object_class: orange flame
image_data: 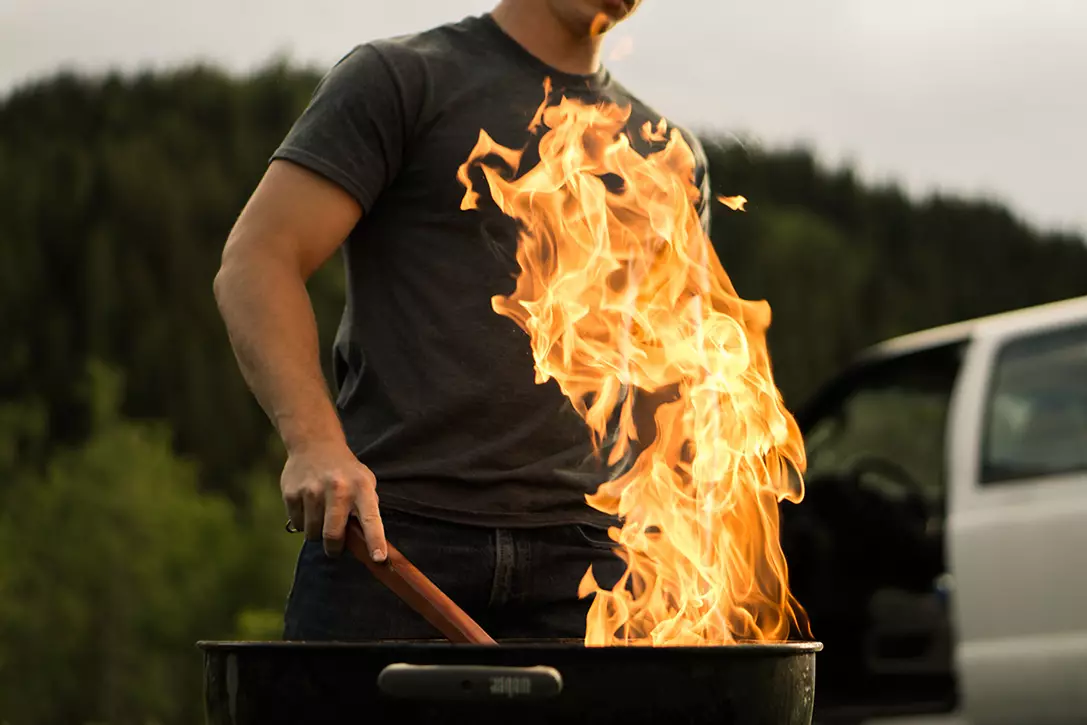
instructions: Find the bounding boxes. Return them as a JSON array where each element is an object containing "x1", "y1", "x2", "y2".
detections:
[
  {"x1": 590, "y1": 12, "x2": 610, "y2": 37},
  {"x1": 458, "y1": 88, "x2": 808, "y2": 646},
  {"x1": 717, "y1": 194, "x2": 748, "y2": 212}
]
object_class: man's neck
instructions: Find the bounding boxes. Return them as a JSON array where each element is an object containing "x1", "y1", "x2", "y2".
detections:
[{"x1": 491, "y1": 0, "x2": 604, "y2": 76}]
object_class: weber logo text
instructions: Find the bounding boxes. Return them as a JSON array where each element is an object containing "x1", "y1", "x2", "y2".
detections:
[{"x1": 489, "y1": 675, "x2": 532, "y2": 698}]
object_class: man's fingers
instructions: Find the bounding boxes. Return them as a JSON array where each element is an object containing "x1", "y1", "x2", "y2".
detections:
[
  {"x1": 322, "y1": 478, "x2": 352, "y2": 557},
  {"x1": 355, "y1": 485, "x2": 386, "y2": 563},
  {"x1": 302, "y1": 486, "x2": 324, "y2": 541}
]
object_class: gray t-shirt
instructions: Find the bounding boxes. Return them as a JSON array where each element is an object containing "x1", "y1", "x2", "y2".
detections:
[{"x1": 273, "y1": 13, "x2": 711, "y2": 529}]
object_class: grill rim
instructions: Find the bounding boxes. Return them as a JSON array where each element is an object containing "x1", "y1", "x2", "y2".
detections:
[{"x1": 196, "y1": 639, "x2": 823, "y2": 655}]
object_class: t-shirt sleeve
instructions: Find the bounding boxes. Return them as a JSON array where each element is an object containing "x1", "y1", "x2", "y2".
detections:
[
  {"x1": 679, "y1": 129, "x2": 713, "y2": 237},
  {"x1": 271, "y1": 44, "x2": 409, "y2": 213},
  {"x1": 693, "y1": 141, "x2": 713, "y2": 238}
]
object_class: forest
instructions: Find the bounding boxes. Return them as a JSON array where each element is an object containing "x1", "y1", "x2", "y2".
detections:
[{"x1": 1, "y1": 62, "x2": 1085, "y2": 724}]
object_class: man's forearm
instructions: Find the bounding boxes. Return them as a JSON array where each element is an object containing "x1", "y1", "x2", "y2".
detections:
[{"x1": 214, "y1": 257, "x2": 344, "y2": 454}]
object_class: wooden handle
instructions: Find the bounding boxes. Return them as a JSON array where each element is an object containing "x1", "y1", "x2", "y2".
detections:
[{"x1": 345, "y1": 519, "x2": 497, "y2": 645}]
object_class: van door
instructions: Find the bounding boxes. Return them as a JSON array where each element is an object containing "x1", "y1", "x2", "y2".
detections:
[
  {"x1": 784, "y1": 342, "x2": 965, "y2": 721},
  {"x1": 946, "y1": 322, "x2": 1087, "y2": 724}
]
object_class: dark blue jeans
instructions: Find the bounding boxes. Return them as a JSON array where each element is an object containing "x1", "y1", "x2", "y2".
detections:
[{"x1": 282, "y1": 508, "x2": 627, "y2": 641}]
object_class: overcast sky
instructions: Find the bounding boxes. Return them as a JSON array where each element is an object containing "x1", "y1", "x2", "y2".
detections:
[{"x1": 2, "y1": 0, "x2": 1084, "y2": 234}]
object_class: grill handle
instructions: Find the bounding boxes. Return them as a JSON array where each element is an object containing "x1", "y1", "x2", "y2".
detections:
[
  {"x1": 345, "y1": 519, "x2": 498, "y2": 645},
  {"x1": 377, "y1": 663, "x2": 563, "y2": 701}
]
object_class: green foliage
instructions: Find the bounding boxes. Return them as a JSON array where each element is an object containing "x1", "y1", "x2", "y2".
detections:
[
  {"x1": 745, "y1": 205, "x2": 872, "y2": 399},
  {"x1": 0, "y1": 363, "x2": 295, "y2": 725},
  {"x1": 0, "y1": 63, "x2": 334, "y2": 491}
]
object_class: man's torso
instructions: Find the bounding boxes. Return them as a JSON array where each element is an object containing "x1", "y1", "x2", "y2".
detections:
[{"x1": 274, "y1": 14, "x2": 710, "y2": 528}]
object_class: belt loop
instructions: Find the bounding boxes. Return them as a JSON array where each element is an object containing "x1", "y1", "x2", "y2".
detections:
[{"x1": 488, "y1": 528, "x2": 515, "y2": 607}]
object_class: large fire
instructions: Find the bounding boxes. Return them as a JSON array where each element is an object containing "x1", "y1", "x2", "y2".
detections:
[{"x1": 458, "y1": 86, "x2": 808, "y2": 646}]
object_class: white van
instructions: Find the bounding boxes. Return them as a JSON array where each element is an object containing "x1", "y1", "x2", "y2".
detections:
[{"x1": 787, "y1": 296, "x2": 1087, "y2": 725}]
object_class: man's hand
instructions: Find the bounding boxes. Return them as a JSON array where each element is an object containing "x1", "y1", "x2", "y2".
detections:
[{"x1": 281, "y1": 441, "x2": 387, "y2": 562}]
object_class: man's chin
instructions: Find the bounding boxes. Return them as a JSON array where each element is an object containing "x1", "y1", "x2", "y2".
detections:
[{"x1": 601, "y1": 0, "x2": 634, "y2": 18}]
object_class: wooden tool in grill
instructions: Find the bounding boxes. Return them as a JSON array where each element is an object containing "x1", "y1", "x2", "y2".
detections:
[{"x1": 344, "y1": 518, "x2": 498, "y2": 645}]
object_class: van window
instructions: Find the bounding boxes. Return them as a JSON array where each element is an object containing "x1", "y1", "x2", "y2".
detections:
[
  {"x1": 802, "y1": 343, "x2": 965, "y2": 509},
  {"x1": 982, "y1": 323, "x2": 1087, "y2": 484}
]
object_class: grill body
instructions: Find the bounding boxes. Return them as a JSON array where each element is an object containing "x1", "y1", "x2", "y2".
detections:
[{"x1": 199, "y1": 639, "x2": 821, "y2": 725}]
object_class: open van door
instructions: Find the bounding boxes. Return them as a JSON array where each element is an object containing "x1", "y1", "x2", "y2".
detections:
[{"x1": 785, "y1": 342, "x2": 965, "y2": 722}]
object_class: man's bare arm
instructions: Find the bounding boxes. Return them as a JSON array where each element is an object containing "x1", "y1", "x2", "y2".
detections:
[
  {"x1": 215, "y1": 160, "x2": 353, "y2": 450},
  {"x1": 214, "y1": 159, "x2": 386, "y2": 560}
]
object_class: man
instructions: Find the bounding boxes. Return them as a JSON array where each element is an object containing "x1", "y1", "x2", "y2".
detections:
[{"x1": 214, "y1": 0, "x2": 712, "y2": 640}]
